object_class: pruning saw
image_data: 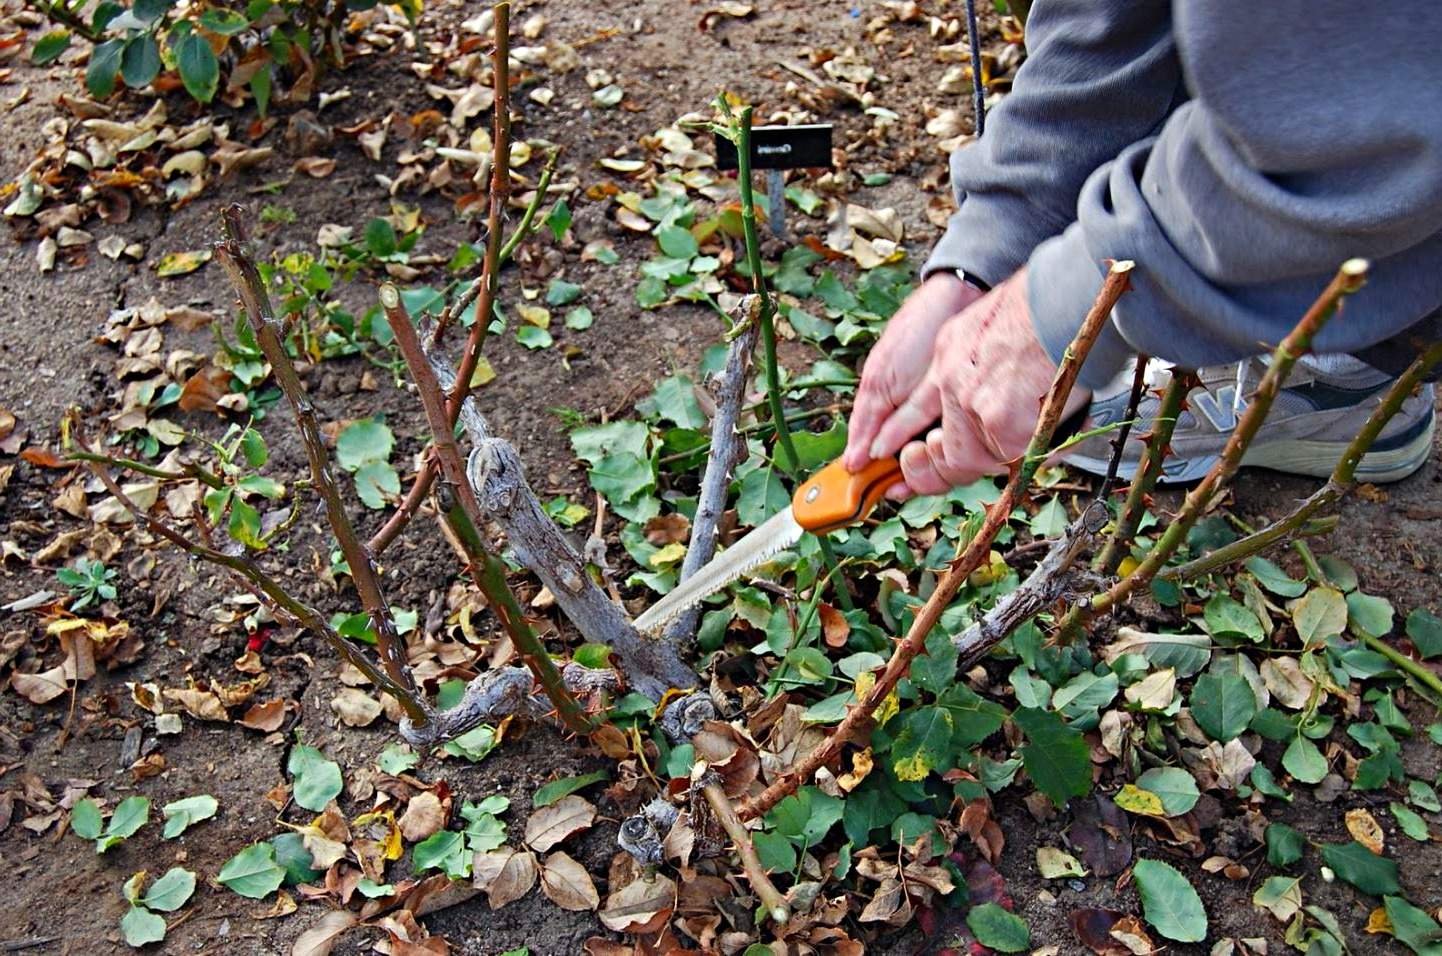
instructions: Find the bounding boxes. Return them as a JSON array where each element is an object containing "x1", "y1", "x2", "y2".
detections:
[{"x1": 631, "y1": 456, "x2": 902, "y2": 634}]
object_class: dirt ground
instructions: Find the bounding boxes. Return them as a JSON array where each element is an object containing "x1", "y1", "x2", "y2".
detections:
[{"x1": 1, "y1": 1, "x2": 1439, "y2": 954}]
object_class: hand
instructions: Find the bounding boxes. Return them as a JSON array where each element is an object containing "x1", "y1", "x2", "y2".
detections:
[
  {"x1": 866, "y1": 268, "x2": 1091, "y2": 497},
  {"x1": 843, "y1": 272, "x2": 985, "y2": 474}
]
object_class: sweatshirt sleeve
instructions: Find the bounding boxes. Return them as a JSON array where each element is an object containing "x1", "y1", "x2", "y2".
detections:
[
  {"x1": 922, "y1": 0, "x2": 1184, "y2": 287},
  {"x1": 1029, "y1": 0, "x2": 1442, "y2": 389}
]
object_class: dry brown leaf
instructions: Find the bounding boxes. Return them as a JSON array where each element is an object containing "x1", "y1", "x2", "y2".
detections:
[
  {"x1": 643, "y1": 513, "x2": 690, "y2": 546},
  {"x1": 819, "y1": 603, "x2": 850, "y2": 648},
  {"x1": 331, "y1": 688, "x2": 382, "y2": 728},
  {"x1": 241, "y1": 698, "x2": 289, "y2": 732},
  {"x1": 598, "y1": 872, "x2": 676, "y2": 934},
  {"x1": 165, "y1": 686, "x2": 230, "y2": 722},
  {"x1": 473, "y1": 846, "x2": 539, "y2": 909},
  {"x1": 540, "y1": 852, "x2": 599, "y2": 911},
  {"x1": 255, "y1": 890, "x2": 298, "y2": 919},
  {"x1": 399, "y1": 791, "x2": 446, "y2": 843},
  {"x1": 524, "y1": 795, "x2": 597, "y2": 852},
  {"x1": 1345, "y1": 808, "x2": 1384, "y2": 855},
  {"x1": 290, "y1": 909, "x2": 358, "y2": 956}
]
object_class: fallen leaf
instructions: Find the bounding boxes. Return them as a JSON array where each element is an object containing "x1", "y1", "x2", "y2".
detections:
[
  {"x1": 540, "y1": 852, "x2": 599, "y2": 911},
  {"x1": 331, "y1": 688, "x2": 382, "y2": 728},
  {"x1": 290, "y1": 909, "x2": 358, "y2": 956},
  {"x1": 1344, "y1": 808, "x2": 1384, "y2": 855},
  {"x1": 154, "y1": 250, "x2": 211, "y2": 277},
  {"x1": 473, "y1": 846, "x2": 539, "y2": 909},
  {"x1": 599, "y1": 872, "x2": 676, "y2": 934},
  {"x1": 399, "y1": 792, "x2": 446, "y2": 843},
  {"x1": 524, "y1": 795, "x2": 596, "y2": 852},
  {"x1": 241, "y1": 699, "x2": 288, "y2": 732}
]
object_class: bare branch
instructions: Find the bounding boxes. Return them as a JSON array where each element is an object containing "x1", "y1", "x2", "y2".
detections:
[
  {"x1": 215, "y1": 205, "x2": 424, "y2": 721},
  {"x1": 736, "y1": 260, "x2": 1136, "y2": 821},
  {"x1": 1097, "y1": 355, "x2": 1150, "y2": 501},
  {"x1": 663, "y1": 296, "x2": 761, "y2": 646},
  {"x1": 700, "y1": 778, "x2": 790, "y2": 925}
]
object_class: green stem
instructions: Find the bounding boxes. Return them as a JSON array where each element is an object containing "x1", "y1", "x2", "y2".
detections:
[
  {"x1": 1356, "y1": 630, "x2": 1442, "y2": 700},
  {"x1": 498, "y1": 148, "x2": 558, "y2": 265},
  {"x1": 66, "y1": 451, "x2": 224, "y2": 489}
]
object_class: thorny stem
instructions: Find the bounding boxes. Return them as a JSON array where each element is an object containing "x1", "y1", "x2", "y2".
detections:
[
  {"x1": 732, "y1": 101, "x2": 852, "y2": 609},
  {"x1": 1097, "y1": 355, "x2": 1150, "y2": 501},
  {"x1": 65, "y1": 450, "x2": 224, "y2": 489},
  {"x1": 215, "y1": 205, "x2": 425, "y2": 724},
  {"x1": 736, "y1": 260, "x2": 1136, "y2": 821},
  {"x1": 1164, "y1": 339, "x2": 1442, "y2": 582},
  {"x1": 1092, "y1": 369, "x2": 1198, "y2": 576},
  {"x1": 31, "y1": 0, "x2": 102, "y2": 42},
  {"x1": 382, "y1": 284, "x2": 597, "y2": 736},
  {"x1": 1077, "y1": 259, "x2": 1370, "y2": 626},
  {"x1": 371, "y1": 1, "x2": 513, "y2": 554},
  {"x1": 700, "y1": 781, "x2": 790, "y2": 924},
  {"x1": 79, "y1": 451, "x2": 424, "y2": 716}
]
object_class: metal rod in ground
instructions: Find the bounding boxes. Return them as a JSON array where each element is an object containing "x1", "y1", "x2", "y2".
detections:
[{"x1": 767, "y1": 169, "x2": 786, "y2": 238}]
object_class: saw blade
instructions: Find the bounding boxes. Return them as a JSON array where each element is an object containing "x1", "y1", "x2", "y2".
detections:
[{"x1": 632, "y1": 508, "x2": 805, "y2": 634}]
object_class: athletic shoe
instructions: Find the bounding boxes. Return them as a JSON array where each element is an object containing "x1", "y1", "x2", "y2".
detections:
[{"x1": 1061, "y1": 356, "x2": 1435, "y2": 484}]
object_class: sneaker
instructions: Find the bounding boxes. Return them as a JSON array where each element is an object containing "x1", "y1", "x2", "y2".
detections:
[{"x1": 1062, "y1": 356, "x2": 1436, "y2": 484}]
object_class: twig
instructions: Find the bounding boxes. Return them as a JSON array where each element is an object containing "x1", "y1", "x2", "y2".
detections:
[
  {"x1": 1092, "y1": 369, "x2": 1197, "y2": 576},
  {"x1": 1077, "y1": 259, "x2": 1370, "y2": 625},
  {"x1": 65, "y1": 450, "x2": 224, "y2": 489},
  {"x1": 662, "y1": 297, "x2": 761, "y2": 646},
  {"x1": 31, "y1": 0, "x2": 100, "y2": 41},
  {"x1": 215, "y1": 205, "x2": 424, "y2": 723},
  {"x1": 498, "y1": 147, "x2": 559, "y2": 264},
  {"x1": 736, "y1": 260, "x2": 1136, "y2": 821},
  {"x1": 78, "y1": 452, "x2": 426, "y2": 719},
  {"x1": 371, "y1": 1, "x2": 513, "y2": 554},
  {"x1": 382, "y1": 285, "x2": 597, "y2": 736},
  {"x1": 1098, "y1": 356, "x2": 1150, "y2": 500},
  {"x1": 1164, "y1": 339, "x2": 1442, "y2": 582},
  {"x1": 700, "y1": 780, "x2": 790, "y2": 925},
  {"x1": 963, "y1": 0, "x2": 986, "y2": 136}
]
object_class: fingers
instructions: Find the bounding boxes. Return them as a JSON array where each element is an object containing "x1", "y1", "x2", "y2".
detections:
[
  {"x1": 898, "y1": 421, "x2": 1000, "y2": 496},
  {"x1": 843, "y1": 385, "x2": 893, "y2": 472},
  {"x1": 869, "y1": 380, "x2": 942, "y2": 463}
]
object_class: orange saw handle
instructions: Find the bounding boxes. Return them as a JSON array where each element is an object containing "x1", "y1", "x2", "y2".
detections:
[{"x1": 791, "y1": 456, "x2": 904, "y2": 534}]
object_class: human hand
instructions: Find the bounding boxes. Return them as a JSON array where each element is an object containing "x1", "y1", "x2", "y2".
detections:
[
  {"x1": 843, "y1": 272, "x2": 986, "y2": 474},
  {"x1": 865, "y1": 268, "x2": 1091, "y2": 497}
]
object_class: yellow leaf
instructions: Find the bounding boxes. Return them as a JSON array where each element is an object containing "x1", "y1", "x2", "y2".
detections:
[
  {"x1": 1365, "y1": 906, "x2": 1393, "y2": 935},
  {"x1": 648, "y1": 542, "x2": 686, "y2": 568},
  {"x1": 469, "y1": 356, "x2": 496, "y2": 388},
  {"x1": 892, "y1": 751, "x2": 930, "y2": 782},
  {"x1": 154, "y1": 249, "x2": 211, "y2": 277},
  {"x1": 517, "y1": 304, "x2": 550, "y2": 328},
  {"x1": 855, "y1": 671, "x2": 899, "y2": 727},
  {"x1": 1345, "y1": 808, "x2": 1385, "y2": 855},
  {"x1": 1117, "y1": 556, "x2": 1139, "y2": 577},
  {"x1": 1113, "y1": 784, "x2": 1166, "y2": 817}
]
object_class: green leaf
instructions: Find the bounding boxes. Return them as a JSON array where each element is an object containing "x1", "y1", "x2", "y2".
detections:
[
  {"x1": 240, "y1": 428, "x2": 268, "y2": 467},
  {"x1": 1189, "y1": 672, "x2": 1256, "y2": 743},
  {"x1": 269, "y1": 832, "x2": 323, "y2": 886},
  {"x1": 563, "y1": 306, "x2": 594, "y2": 330},
  {"x1": 376, "y1": 743, "x2": 418, "y2": 775},
  {"x1": 228, "y1": 495, "x2": 265, "y2": 550},
  {"x1": 546, "y1": 279, "x2": 583, "y2": 306},
  {"x1": 1135, "y1": 767, "x2": 1200, "y2": 816},
  {"x1": 784, "y1": 185, "x2": 823, "y2": 214},
  {"x1": 443, "y1": 724, "x2": 497, "y2": 762},
  {"x1": 1282, "y1": 734, "x2": 1328, "y2": 784},
  {"x1": 354, "y1": 461, "x2": 400, "y2": 509},
  {"x1": 1204, "y1": 594, "x2": 1263, "y2": 642},
  {"x1": 937, "y1": 683, "x2": 1008, "y2": 748},
  {"x1": 1246, "y1": 557, "x2": 1306, "y2": 597},
  {"x1": 336, "y1": 418, "x2": 394, "y2": 470},
  {"x1": 1028, "y1": 497, "x2": 1068, "y2": 537},
  {"x1": 174, "y1": 32, "x2": 219, "y2": 103},
  {"x1": 767, "y1": 787, "x2": 842, "y2": 849},
  {"x1": 1389, "y1": 802, "x2": 1430, "y2": 842},
  {"x1": 412, "y1": 829, "x2": 470, "y2": 878},
  {"x1": 516, "y1": 325, "x2": 553, "y2": 349},
  {"x1": 218, "y1": 842, "x2": 286, "y2": 899},
  {"x1": 1266, "y1": 822, "x2": 1306, "y2": 866},
  {"x1": 364, "y1": 217, "x2": 398, "y2": 257},
  {"x1": 120, "y1": 34, "x2": 161, "y2": 89},
  {"x1": 533, "y1": 771, "x2": 609, "y2": 808},
  {"x1": 545, "y1": 200, "x2": 571, "y2": 241},
  {"x1": 198, "y1": 7, "x2": 250, "y2": 33},
  {"x1": 1013, "y1": 707, "x2": 1091, "y2": 807},
  {"x1": 1406, "y1": 609, "x2": 1442, "y2": 660},
  {"x1": 1132, "y1": 858, "x2": 1208, "y2": 943},
  {"x1": 161, "y1": 794, "x2": 218, "y2": 839},
  {"x1": 635, "y1": 276, "x2": 667, "y2": 309},
  {"x1": 753, "y1": 830, "x2": 796, "y2": 872},
  {"x1": 655, "y1": 225, "x2": 699, "y2": 260},
  {"x1": 86, "y1": 38, "x2": 124, "y2": 99},
  {"x1": 98, "y1": 796, "x2": 151, "y2": 852},
  {"x1": 1316, "y1": 554, "x2": 1358, "y2": 591},
  {"x1": 638, "y1": 376, "x2": 707, "y2": 429},
  {"x1": 142, "y1": 867, "x2": 196, "y2": 912},
  {"x1": 287, "y1": 744, "x2": 343, "y2": 812},
  {"x1": 32, "y1": 29, "x2": 72, "y2": 66},
  {"x1": 1320, "y1": 841, "x2": 1400, "y2": 896},
  {"x1": 890, "y1": 706, "x2": 955, "y2": 782},
  {"x1": 1347, "y1": 591, "x2": 1395, "y2": 637},
  {"x1": 1253, "y1": 875, "x2": 1304, "y2": 922},
  {"x1": 1383, "y1": 896, "x2": 1442, "y2": 954},
  {"x1": 121, "y1": 906, "x2": 167, "y2": 948},
  {"x1": 71, "y1": 798, "x2": 104, "y2": 840},
  {"x1": 1292, "y1": 586, "x2": 1348, "y2": 646},
  {"x1": 966, "y1": 903, "x2": 1030, "y2": 953}
]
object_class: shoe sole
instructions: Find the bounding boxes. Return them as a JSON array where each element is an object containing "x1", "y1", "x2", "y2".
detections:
[{"x1": 1062, "y1": 410, "x2": 1435, "y2": 485}]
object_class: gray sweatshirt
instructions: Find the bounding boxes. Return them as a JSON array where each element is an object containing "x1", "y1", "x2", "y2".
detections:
[{"x1": 923, "y1": 0, "x2": 1442, "y2": 389}]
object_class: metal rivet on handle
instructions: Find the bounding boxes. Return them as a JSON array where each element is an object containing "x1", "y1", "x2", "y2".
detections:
[{"x1": 804, "y1": 486, "x2": 820, "y2": 502}]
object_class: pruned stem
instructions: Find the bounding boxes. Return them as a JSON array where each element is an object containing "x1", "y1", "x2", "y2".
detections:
[
  {"x1": 382, "y1": 284, "x2": 596, "y2": 736},
  {"x1": 1078, "y1": 259, "x2": 1369, "y2": 625},
  {"x1": 215, "y1": 205, "x2": 424, "y2": 722},
  {"x1": 1164, "y1": 339, "x2": 1442, "y2": 582},
  {"x1": 79, "y1": 451, "x2": 427, "y2": 720},
  {"x1": 701, "y1": 781, "x2": 790, "y2": 925},
  {"x1": 1092, "y1": 369, "x2": 1197, "y2": 575},
  {"x1": 736, "y1": 260, "x2": 1136, "y2": 821},
  {"x1": 370, "y1": 1, "x2": 513, "y2": 554},
  {"x1": 663, "y1": 296, "x2": 761, "y2": 646}
]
